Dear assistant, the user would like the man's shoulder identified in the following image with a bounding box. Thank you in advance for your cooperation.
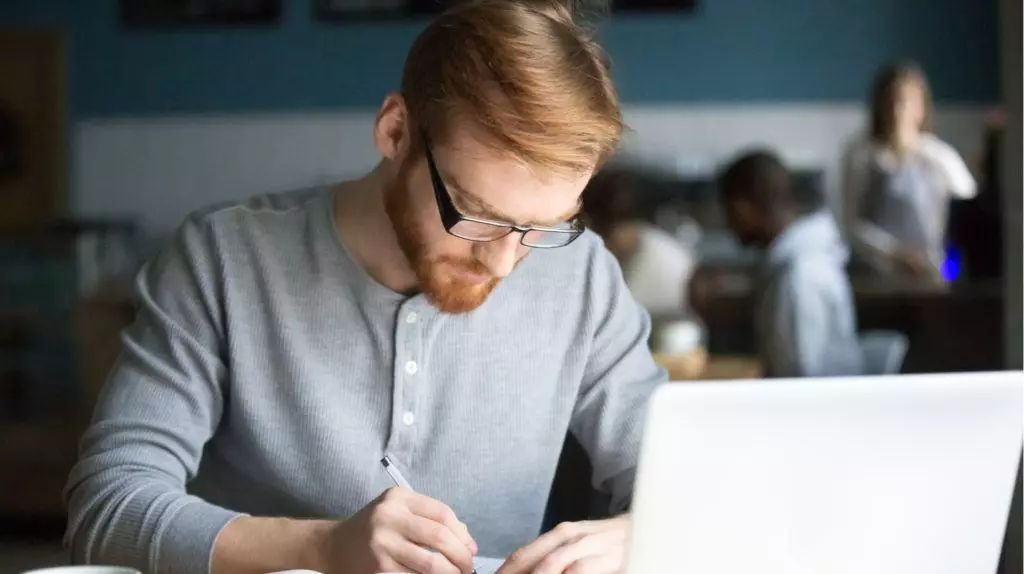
[155,187,328,274]
[182,187,326,232]
[522,229,621,289]
[496,230,627,324]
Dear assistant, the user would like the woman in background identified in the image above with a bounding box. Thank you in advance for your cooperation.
[842,61,976,280]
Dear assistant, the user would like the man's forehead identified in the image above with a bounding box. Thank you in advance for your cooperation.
[443,171,583,226]
[437,125,594,187]
[429,124,593,217]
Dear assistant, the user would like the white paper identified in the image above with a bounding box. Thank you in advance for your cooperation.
[472,556,505,574]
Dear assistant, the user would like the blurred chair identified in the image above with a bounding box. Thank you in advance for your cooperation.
[859,330,909,375]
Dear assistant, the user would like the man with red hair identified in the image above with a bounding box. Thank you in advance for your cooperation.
[65,2,665,573]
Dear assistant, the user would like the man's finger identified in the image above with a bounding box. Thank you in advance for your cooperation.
[567,530,627,574]
[457,521,476,554]
[376,551,415,574]
[498,521,591,574]
[386,536,462,574]
[404,492,478,554]
[402,512,476,574]
[532,530,610,574]
[565,553,624,574]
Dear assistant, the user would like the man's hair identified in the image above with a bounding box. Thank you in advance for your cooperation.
[869,60,933,145]
[400,0,623,175]
[717,149,794,211]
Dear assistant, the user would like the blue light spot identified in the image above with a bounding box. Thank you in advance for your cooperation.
[942,246,962,282]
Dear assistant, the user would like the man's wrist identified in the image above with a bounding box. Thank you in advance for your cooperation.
[303,518,336,573]
[212,515,336,574]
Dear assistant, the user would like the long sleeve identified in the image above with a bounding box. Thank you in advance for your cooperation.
[919,135,977,199]
[762,267,862,379]
[764,276,832,377]
[569,247,667,514]
[624,226,695,316]
[64,215,243,574]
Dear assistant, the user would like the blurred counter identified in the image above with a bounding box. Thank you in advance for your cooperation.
[687,264,1005,373]
[654,350,762,380]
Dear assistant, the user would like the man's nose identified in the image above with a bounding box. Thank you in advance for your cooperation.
[473,233,522,278]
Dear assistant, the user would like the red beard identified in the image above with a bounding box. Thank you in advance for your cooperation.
[383,165,500,314]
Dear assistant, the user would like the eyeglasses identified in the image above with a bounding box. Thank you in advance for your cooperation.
[423,140,585,249]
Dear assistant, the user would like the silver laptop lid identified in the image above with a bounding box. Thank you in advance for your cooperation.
[627,372,1023,574]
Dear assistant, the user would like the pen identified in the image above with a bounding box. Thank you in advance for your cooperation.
[380,456,477,574]
[381,455,414,490]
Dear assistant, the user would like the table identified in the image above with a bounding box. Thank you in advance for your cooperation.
[654,350,762,381]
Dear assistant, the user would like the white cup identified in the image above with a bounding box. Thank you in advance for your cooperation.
[653,319,704,355]
[22,567,141,574]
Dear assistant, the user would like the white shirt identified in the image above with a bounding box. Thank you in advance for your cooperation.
[622,223,696,316]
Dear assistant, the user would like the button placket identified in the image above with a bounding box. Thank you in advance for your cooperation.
[389,299,427,459]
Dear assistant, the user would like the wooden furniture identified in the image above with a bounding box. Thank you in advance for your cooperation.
[0,31,66,230]
[653,349,708,380]
[700,355,762,380]
[0,31,70,524]
[0,284,135,525]
[654,350,762,381]
[74,281,136,410]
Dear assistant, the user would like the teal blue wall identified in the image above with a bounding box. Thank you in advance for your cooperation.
[1,0,1000,118]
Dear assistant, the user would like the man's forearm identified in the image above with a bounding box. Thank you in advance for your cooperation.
[212,515,335,574]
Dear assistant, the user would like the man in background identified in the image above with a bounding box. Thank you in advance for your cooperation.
[717,150,862,378]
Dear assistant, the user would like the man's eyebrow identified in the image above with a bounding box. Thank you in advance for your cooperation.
[445,175,581,227]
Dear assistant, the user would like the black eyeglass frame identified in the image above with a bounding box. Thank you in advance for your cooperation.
[422,139,585,249]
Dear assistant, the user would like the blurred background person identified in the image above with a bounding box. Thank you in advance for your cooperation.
[582,169,696,316]
[718,150,862,378]
[842,61,977,281]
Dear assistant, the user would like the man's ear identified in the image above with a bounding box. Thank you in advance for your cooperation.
[374,93,411,163]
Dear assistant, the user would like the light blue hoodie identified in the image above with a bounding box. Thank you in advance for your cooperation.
[755,210,863,378]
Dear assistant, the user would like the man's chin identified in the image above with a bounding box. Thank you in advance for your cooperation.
[425,279,499,314]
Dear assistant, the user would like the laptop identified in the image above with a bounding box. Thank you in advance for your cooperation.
[626,371,1023,574]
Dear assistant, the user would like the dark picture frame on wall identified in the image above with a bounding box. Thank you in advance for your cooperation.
[314,0,696,22]
[611,0,697,12]
[315,0,450,21]
[120,0,283,28]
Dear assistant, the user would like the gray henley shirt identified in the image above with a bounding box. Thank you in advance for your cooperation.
[64,187,666,574]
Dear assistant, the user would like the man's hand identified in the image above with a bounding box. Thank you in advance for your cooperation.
[497,516,630,574]
[320,487,478,574]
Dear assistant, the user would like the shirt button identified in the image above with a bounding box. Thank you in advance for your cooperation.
[405,311,419,324]
[402,411,415,426]
[405,360,419,375]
